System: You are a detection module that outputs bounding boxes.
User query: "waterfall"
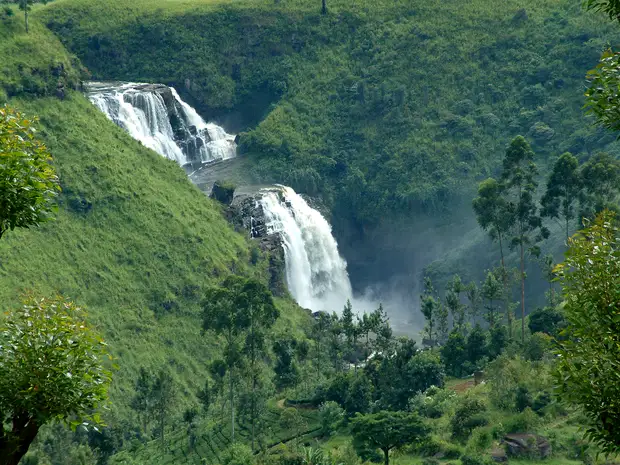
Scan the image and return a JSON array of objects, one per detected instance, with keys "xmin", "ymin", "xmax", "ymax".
[
  {"xmin": 259, "ymin": 185, "xmax": 353, "ymax": 312},
  {"xmin": 85, "ymin": 82, "xmax": 236, "ymax": 165}
]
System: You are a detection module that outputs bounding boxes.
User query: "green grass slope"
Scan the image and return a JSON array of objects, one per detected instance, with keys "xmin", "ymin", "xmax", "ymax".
[
  {"xmin": 36, "ymin": 0, "xmax": 620, "ymax": 289},
  {"xmin": 0, "ymin": 11, "xmax": 308, "ymax": 423}
]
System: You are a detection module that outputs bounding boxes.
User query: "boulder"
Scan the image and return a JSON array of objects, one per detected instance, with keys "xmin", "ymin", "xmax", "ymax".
[
  {"xmin": 210, "ymin": 180, "xmax": 236, "ymax": 205},
  {"xmin": 502, "ymin": 434, "xmax": 551, "ymax": 459}
]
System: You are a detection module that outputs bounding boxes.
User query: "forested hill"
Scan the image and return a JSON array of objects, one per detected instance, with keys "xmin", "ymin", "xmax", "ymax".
[{"xmin": 37, "ymin": 0, "xmax": 620, "ymax": 289}]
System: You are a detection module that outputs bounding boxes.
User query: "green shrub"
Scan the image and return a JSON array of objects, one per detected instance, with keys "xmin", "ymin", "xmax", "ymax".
[
  {"xmin": 504, "ymin": 407, "xmax": 540, "ymax": 433},
  {"xmin": 451, "ymin": 398, "xmax": 488, "ymax": 440},
  {"xmin": 409, "ymin": 386, "xmax": 457, "ymax": 419},
  {"xmin": 531, "ymin": 391, "xmax": 552, "ymax": 415},
  {"xmin": 319, "ymin": 401, "xmax": 345, "ymax": 437},
  {"xmin": 514, "ymin": 384, "xmax": 532, "ymax": 412},
  {"xmin": 221, "ymin": 443, "xmax": 254, "ymax": 465},
  {"xmin": 466, "ymin": 427, "xmax": 493, "ymax": 454},
  {"xmin": 525, "ymin": 333, "xmax": 550, "ymax": 361}
]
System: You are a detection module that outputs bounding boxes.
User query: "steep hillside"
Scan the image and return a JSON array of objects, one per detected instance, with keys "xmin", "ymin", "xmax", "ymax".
[
  {"xmin": 36, "ymin": 0, "xmax": 620, "ymax": 291},
  {"xmin": 0, "ymin": 9, "xmax": 308, "ymax": 424}
]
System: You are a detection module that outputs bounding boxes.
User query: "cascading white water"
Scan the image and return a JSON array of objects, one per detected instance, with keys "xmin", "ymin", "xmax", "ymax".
[
  {"xmin": 86, "ymin": 82, "xmax": 236, "ymax": 165},
  {"xmin": 87, "ymin": 84, "xmax": 358, "ymax": 314},
  {"xmin": 89, "ymin": 87, "xmax": 187, "ymax": 164},
  {"xmin": 259, "ymin": 185, "xmax": 353, "ymax": 312}
]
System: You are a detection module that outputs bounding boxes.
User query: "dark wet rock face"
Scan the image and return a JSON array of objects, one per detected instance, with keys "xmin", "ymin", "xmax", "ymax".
[
  {"xmin": 227, "ymin": 192, "xmax": 287, "ymax": 296},
  {"xmin": 503, "ymin": 434, "xmax": 551, "ymax": 459},
  {"xmin": 210, "ymin": 180, "xmax": 235, "ymax": 205}
]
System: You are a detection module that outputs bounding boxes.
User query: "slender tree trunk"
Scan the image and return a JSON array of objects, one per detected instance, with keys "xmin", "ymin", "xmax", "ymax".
[
  {"xmin": 498, "ymin": 231, "xmax": 511, "ymax": 337},
  {"xmin": 383, "ymin": 447, "xmax": 390, "ymax": 465},
  {"xmin": 250, "ymin": 309, "xmax": 256, "ymax": 452},
  {"xmin": 321, "ymin": 0, "xmax": 327, "ymax": 14},
  {"xmin": 230, "ymin": 367, "xmax": 235, "ymax": 443},
  {"xmin": 520, "ymin": 241, "xmax": 525, "ymax": 345},
  {"xmin": 24, "ymin": 9, "xmax": 29, "ymax": 34}
]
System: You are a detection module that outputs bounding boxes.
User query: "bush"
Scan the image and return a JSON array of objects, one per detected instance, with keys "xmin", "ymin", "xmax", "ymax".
[
  {"xmin": 466, "ymin": 427, "xmax": 493, "ymax": 454},
  {"xmin": 451, "ymin": 398, "xmax": 488, "ymax": 440},
  {"xmin": 532, "ymin": 391, "xmax": 552, "ymax": 415},
  {"xmin": 504, "ymin": 408, "xmax": 539, "ymax": 433},
  {"xmin": 222, "ymin": 443, "xmax": 254, "ymax": 465},
  {"xmin": 525, "ymin": 333, "xmax": 550, "ymax": 361},
  {"xmin": 409, "ymin": 386, "xmax": 457, "ymax": 419},
  {"xmin": 514, "ymin": 384, "xmax": 532, "ymax": 412}
]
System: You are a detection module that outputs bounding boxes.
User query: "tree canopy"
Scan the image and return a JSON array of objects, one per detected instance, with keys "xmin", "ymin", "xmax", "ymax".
[
  {"xmin": 0, "ymin": 295, "xmax": 112, "ymax": 465},
  {"xmin": 555, "ymin": 212, "xmax": 620, "ymax": 455},
  {"xmin": 0, "ymin": 105, "xmax": 60, "ymax": 240},
  {"xmin": 351, "ymin": 410, "xmax": 429, "ymax": 465}
]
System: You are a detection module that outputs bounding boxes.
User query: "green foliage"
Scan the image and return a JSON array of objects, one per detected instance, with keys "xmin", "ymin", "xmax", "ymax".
[
  {"xmin": 460, "ymin": 454, "xmax": 494, "ymax": 465},
  {"xmin": 36, "ymin": 0, "xmax": 620, "ymax": 240},
  {"xmin": 555, "ymin": 212, "xmax": 620, "ymax": 454},
  {"xmin": 481, "ymin": 270, "xmax": 503, "ymax": 327},
  {"xmin": 527, "ymin": 306, "xmax": 566, "ymax": 338},
  {"xmin": 0, "ymin": 295, "xmax": 111, "ymax": 464},
  {"xmin": 579, "ymin": 152, "xmax": 620, "ymax": 219},
  {"xmin": 501, "ymin": 135, "xmax": 547, "ymax": 342},
  {"xmin": 585, "ymin": 0, "xmax": 620, "ymax": 22},
  {"xmin": 541, "ymin": 152, "xmax": 581, "ymax": 240},
  {"xmin": 503, "ymin": 407, "xmax": 539, "ymax": 433},
  {"xmin": 344, "ymin": 375, "xmax": 372, "ymax": 416},
  {"xmin": 408, "ymin": 386, "xmax": 457, "ymax": 419},
  {"xmin": 273, "ymin": 336, "xmax": 300, "ymax": 390},
  {"xmin": 450, "ymin": 398, "xmax": 488, "ymax": 441},
  {"xmin": 351, "ymin": 411, "xmax": 429, "ymax": 465},
  {"xmin": 524, "ymin": 332, "xmax": 550, "ymax": 361},
  {"xmin": 466, "ymin": 325, "xmax": 488, "ymax": 371},
  {"xmin": 441, "ymin": 330, "xmax": 467, "ymax": 378},
  {"xmin": 318, "ymin": 401, "xmax": 344, "ymax": 437},
  {"xmin": 488, "ymin": 326, "xmax": 507, "ymax": 359},
  {"xmin": 465, "ymin": 427, "xmax": 493, "ymax": 455},
  {"xmin": 221, "ymin": 443, "xmax": 254, "ymax": 465},
  {"xmin": 0, "ymin": 105, "xmax": 60, "ymax": 240},
  {"xmin": 370, "ymin": 346, "xmax": 445, "ymax": 411},
  {"xmin": 485, "ymin": 355, "xmax": 552, "ymax": 412},
  {"xmin": 473, "ymin": 178, "xmax": 513, "ymax": 264}
]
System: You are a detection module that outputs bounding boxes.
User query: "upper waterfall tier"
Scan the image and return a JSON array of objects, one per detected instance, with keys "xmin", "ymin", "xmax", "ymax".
[
  {"xmin": 257, "ymin": 185, "xmax": 354, "ymax": 312},
  {"xmin": 85, "ymin": 82, "xmax": 236, "ymax": 165}
]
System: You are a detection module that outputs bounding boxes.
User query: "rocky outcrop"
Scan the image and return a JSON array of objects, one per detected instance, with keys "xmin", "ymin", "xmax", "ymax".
[
  {"xmin": 502, "ymin": 434, "xmax": 551, "ymax": 459},
  {"xmin": 228, "ymin": 192, "xmax": 287, "ymax": 296},
  {"xmin": 210, "ymin": 180, "xmax": 236, "ymax": 205}
]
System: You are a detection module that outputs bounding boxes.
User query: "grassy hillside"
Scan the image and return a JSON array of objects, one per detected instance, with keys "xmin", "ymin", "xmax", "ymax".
[
  {"xmin": 0, "ymin": 9, "xmax": 309, "ymax": 425},
  {"xmin": 36, "ymin": 0, "xmax": 620, "ymax": 290}
]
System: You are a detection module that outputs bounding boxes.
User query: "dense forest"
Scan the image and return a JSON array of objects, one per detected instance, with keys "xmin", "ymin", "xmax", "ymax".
[{"xmin": 1, "ymin": 0, "xmax": 620, "ymax": 464}]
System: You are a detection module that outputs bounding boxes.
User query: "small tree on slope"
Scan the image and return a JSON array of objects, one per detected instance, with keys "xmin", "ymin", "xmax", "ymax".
[
  {"xmin": 0, "ymin": 296, "xmax": 112, "ymax": 465},
  {"xmin": 0, "ymin": 105, "xmax": 60, "ymax": 240},
  {"xmin": 351, "ymin": 411, "xmax": 429, "ymax": 465}
]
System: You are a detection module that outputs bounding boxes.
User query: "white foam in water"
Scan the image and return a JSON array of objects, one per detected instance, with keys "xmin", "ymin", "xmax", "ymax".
[
  {"xmin": 86, "ymin": 82, "xmax": 236, "ymax": 165},
  {"xmin": 259, "ymin": 185, "xmax": 354, "ymax": 312}
]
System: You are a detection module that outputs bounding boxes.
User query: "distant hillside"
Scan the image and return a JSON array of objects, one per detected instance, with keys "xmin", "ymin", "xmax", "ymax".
[
  {"xmin": 0, "ymin": 10, "xmax": 308, "ymax": 425},
  {"xmin": 37, "ymin": 0, "xmax": 620, "ymax": 292}
]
